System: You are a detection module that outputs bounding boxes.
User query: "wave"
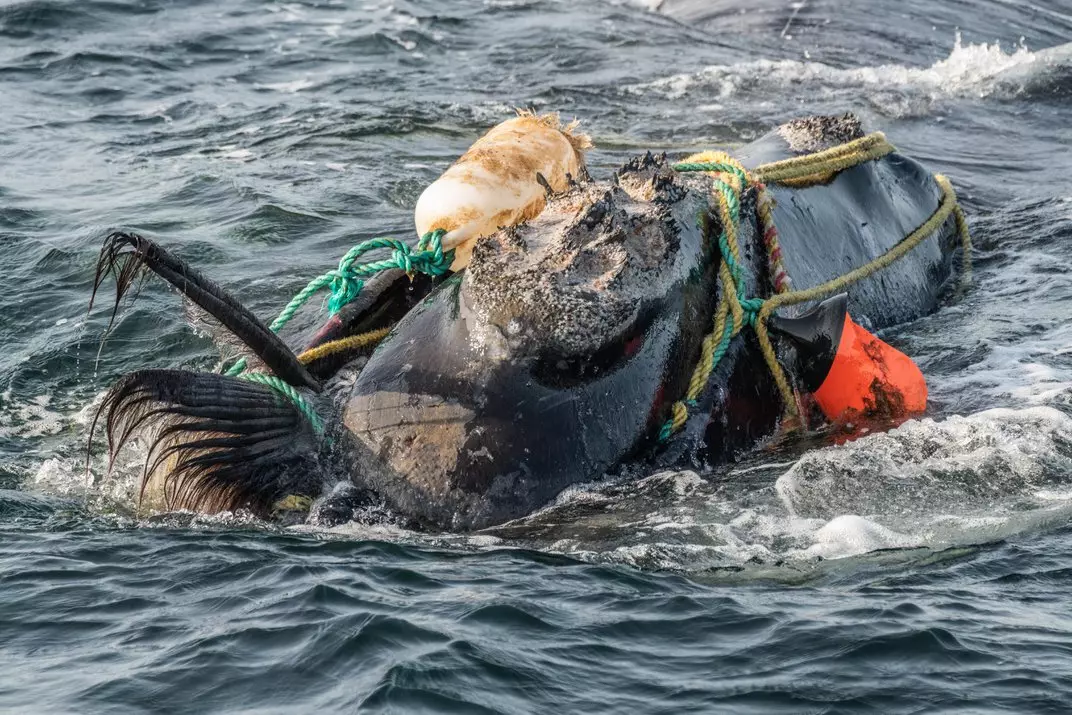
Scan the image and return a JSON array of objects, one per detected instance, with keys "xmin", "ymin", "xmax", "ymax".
[
  {"xmin": 624, "ymin": 35, "xmax": 1072, "ymax": 111},
  {"xmin": 32, "ymin": 381, "xmax": 1072, "ymax": 574},
  {"xmin": 776, "ymin": 407, "xmax": 1072, "ymax": 557},
  {"xmin": 487, "ymin": 406, "xmax": 1072, "ymax": 573}
]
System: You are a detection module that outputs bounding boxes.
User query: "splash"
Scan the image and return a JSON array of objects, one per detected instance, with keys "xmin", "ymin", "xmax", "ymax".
[
  {"xmin": 488, "ymin": 407, "xmax": 1072, "ymax": 573},
  {"xmin": 31, "ymin": 392, "xmax": 1072, "ymax": 574},
  {"xmin": 625, "ymin": 35, "xmax": 1070, "ymax": 110},
  {"xmin": 777, "ymin": 407, "xmax": 1072, "ymax": 520},
  {"xmin": 0, "ymin": 393, "xmax": 68, "ymax": 439}
]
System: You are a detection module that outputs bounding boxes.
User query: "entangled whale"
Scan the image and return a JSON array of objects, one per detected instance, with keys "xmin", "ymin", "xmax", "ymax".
[{"xmin": 88, "ymin": 113, "xmax": 968, "ymax": 530}]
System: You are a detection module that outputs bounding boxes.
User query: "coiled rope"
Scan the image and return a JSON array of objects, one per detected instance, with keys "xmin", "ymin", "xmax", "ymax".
[
  {"xmin": 224, "ymin": 229, "xmax": 453, "ymax": 431},
  {"xmin": 270, "ymin": 228, "xmax": 452, "ymax": 332},
  {"xmin": 658, "ymin": 132, "xmax": 972, "ymax": 441}
]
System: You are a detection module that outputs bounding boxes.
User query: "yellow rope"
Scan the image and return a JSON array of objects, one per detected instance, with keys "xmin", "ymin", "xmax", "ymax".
[
  {"xmin": 663, "ymin": 152, "xmax": 755, "ymax": 436},
  {"xmin": 752, "ymin": 132, "xmax": 896, "ymax": 184},
  {"xmin": 661, "ymin": 132, "xmax": 971, "ymax": 439},
  {"xmin": 753, "ymin": 174, "xmax": 969, "ymax": 417},
  {"xmin": 689, "ymin": 303, "xmax": 729, "ymax": 397},
  {"xmin": 954, "ymin": 204, "xmax": 972, "ymax": 283},
  {"xmin": 296, "ymin": 326, "xmax": 391, "ymax": 365}
]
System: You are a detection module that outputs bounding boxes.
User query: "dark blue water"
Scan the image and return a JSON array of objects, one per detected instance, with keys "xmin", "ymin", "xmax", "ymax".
[{"xmin": 2, "ymin": 0, "xmax": 1071, "ymax": 711}]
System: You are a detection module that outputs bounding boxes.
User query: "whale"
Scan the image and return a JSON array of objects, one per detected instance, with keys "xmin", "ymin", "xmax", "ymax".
[{"xmin": 89, "ymin": 114, "xmax": 961, "ymax": 530}]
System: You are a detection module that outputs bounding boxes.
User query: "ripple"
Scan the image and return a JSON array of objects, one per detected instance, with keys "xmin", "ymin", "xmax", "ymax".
[
  {"xmin": 459, "ymin": 603, "xmax": 560, "ymax": 634},
  {"xmin": 0, "ymin": 1, "xmax": 100, "ymax": 38}
]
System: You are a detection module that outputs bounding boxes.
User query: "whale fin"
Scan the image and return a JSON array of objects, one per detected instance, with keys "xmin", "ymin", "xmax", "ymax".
[
  {"xmin": 183, "ymin": 300, "xmax": 266, "ymax": 373},
  {"xmin": 766, "ymin": 293, "xmax": 848, "ymax": 392},
  {"xmin": 90, "ymin": 231, "xmax": 321, "ymax": 393},
  {"xmin": 90, "ymin": 369, "xmax": 322, "ymax": 515},
  {"xmin": 768, "ymin": 294, "xmax": 927, "ymax": 422}
]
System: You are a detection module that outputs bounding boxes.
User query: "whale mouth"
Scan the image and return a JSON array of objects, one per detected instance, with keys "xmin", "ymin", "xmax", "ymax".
[{"xmin": 528, "ymin": 306, "xmax": 658, "ymax": 389}]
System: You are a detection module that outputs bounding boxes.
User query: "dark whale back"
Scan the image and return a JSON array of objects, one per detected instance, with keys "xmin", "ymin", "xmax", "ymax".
[
  {"xmin": 734, "ymin": 129, "xmax": 958, "ymax": 327},
  {"xmin": 672, "ymin": 122, "xmax": 960, "ymax": 463}
]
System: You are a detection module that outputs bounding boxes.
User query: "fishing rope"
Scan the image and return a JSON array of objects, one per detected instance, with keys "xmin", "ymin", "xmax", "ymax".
[
  {"xmin": 296, "ymin": 326, "xmax": 392, "ymax": 365},
  {"xmin": 658, "ymin": 132, "xmax": 972, "ymax": 441},
  {"xmin": 272, "ymin": 228, "xmax": 452, "ymax": 331},
  {"xmin": 238, "ymin": 372, "xmax": 326, "ymax": 436},
  {"xmin": 216, "ymin": 131, "xmax": 969, "ymax": 444},
  {"xmin": 235, "ymin": 327, "xmax": 395, "ymax": 440},
  {"xmin": 224, "ymin": 229, "xmax": 453, "ymax": 427}
]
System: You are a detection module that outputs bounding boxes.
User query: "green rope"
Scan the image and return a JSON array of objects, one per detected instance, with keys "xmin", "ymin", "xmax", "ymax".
[
  {"xmin": 238, "ymin": 372, "xmax": 326, "ymax": 436},
  {"xmin": 694, "ymin": 164, "xmax": 761, "ymax": 330},
  {"xmin": 221, "ymin": 228, "xmax": 453, "ymax": 432},
  {"xmin": 224, "ymin": 357, "xmax": 247, "ymax": 377},
  {"xmin": 270, "ymin": 228, "xmax": 453, "ymax": 333},
  {"xmin": 657, "ymin": 160, "xmax": 761, "ymax": 442},
  {"xmin": 675, "ymin": 161, "xmax": 748, "ymax": 189}
]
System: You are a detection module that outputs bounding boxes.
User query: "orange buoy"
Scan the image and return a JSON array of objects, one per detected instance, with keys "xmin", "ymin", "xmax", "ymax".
[
  {"xmin": 812, "ymin": 314, "xmax": 927, "ymax": 422},
  {"xmin": 767, "ymin": 293, "xmax": 927, "ymax": 425}
]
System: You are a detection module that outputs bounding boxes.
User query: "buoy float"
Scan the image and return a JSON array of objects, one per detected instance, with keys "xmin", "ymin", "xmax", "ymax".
[
  {"xmin": 414, "ymin": 111, "xmax": 591, "ymax": 271},
  {"xmin": 812, "ymin": 313, "xmax": 927, "ymax": 422},
  {"xmin": 768, "ymin": 294, "xmax": 927, "ymax": 424}
]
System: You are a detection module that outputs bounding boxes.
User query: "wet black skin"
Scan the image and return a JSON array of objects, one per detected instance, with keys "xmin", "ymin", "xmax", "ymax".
[
  {"xmin": 736, "ymin": 133, "xmax": 957, "ymax": 328},
  {"xmin": 91, "ymin": 122, "xmax": 959, "ymax": 529},
  {"xmin": 338, "ymin": 173, "xmax": 719, "ymax": 530},
  {"xmin": 333, "ymin": 128, "xmax": 959, "ymax": 530},
  {"xmin": 677, "ymin": 130, "xmax": 958, "ymax": 466}
]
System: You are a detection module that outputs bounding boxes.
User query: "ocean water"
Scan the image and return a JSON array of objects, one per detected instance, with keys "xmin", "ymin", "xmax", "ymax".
[{"xmin": 2, "ymin": 0, "xmax": 1071, "ymax": 711}]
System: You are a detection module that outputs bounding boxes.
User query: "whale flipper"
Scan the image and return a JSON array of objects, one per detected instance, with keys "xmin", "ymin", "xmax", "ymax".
[
  {"xmin": 91, "ymin": 369, "xmax": 321, "ymax": 515},
  {"xmin": 91, "ymin": 231, "xmax": 320, "ymax": 392}
]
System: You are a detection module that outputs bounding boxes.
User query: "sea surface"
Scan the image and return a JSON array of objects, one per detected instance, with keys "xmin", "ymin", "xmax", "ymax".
[{"xmin": 2, "ymin": 0, "xmax": 1071, "ymax": 711}]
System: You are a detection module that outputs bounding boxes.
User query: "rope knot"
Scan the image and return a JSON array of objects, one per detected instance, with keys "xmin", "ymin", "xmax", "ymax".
[
  {"xmin": 393, "ymin": 248, "xmax": 414, "ymax": 275},
  {"xmin": 260, "ymin": 229, "xmax": 455, "ymax": 338},
  {"xmin": 327, "ymin": 269, "xmax": 364, "ymax": 315},
  {"xmin": 740, "ymin": 297, "xmax": 765, "ymax": 327}
]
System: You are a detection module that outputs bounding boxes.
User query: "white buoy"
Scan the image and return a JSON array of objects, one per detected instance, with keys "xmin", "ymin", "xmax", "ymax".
[{"xmin": 414, "ymin": 112, "xmax": 591, "ymax": 270}]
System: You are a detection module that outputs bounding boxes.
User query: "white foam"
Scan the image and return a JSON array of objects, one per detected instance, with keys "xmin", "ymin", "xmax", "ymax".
[
  {"xmin": 0, "ymin": 394, "xmax": 68, "ymax": 438},
  {"xmin": 507, "ymin": 407, "xmax": 1072, "ymax": 570},
  {"xmin": 254, "ymin": 78, "xmax": 316, "ymax": 93},
  {"xmin": 221, "ymin": 148, "xmax": 256, "ymax": 161},
  {"xmin": 30, "ymin": 399, "xmax": 1071, "ymax": 573},
  {"xmin": 624, "ymin": 35, "xmax": 1068, "ymax": 107},
  {"xmin": 804, "ymin": 515, "xmax": 914, "ymax": 559},
  {"xmin": 776, "ymin": 407, "xmax": 1072, "ymax": 521},
  {"xmin": 635, "ymin": 469, "xmax": 706, "ymax": 497},
  {"xmin": 32, "ymin": 457, "xmax": 92, "ymax": 496}
]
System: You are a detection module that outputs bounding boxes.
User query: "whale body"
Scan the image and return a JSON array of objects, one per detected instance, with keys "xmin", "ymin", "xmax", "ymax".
[{"xmin": 91, "ymin": 115, "xmax": 960, "ymax": 530}]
